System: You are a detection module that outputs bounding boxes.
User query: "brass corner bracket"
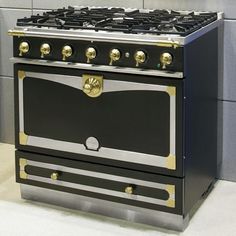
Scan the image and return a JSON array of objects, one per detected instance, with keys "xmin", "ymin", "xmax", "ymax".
[
  {"xmin": 19, "ymin": 132, "xmax": 28, "ymax": 145},
  {"xmin": 166, "ymin": 86, "xmax": 176, "ymax": 96},
  {"xmin": 18, "ymin": 71, "xmax": 26, "ymax": 80},
  {"xmin": 166, "ymin": 184, "xmax": 175, "ymax": 196},
  {"xmin": 166, "ymin": 185, "xmax": 175, "ymax": 208},
  {"xmin": 166, "ymin": 199, "xmax": 176, "ymax": 208},
  {"xmin": 166, "ymin": 154, "xmax": 176, "ymax": 170},
  {"xmin": 19, "ymin": 158, "xmax": 28, "ymax": 179}
]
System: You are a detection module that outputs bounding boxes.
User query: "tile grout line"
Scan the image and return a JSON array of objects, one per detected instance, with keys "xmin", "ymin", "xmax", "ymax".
[
  {"xmin": 0, "ymin": 7, "xmax": 31, "ymax": 10},
  {"xmin": 224, "ymin": 18, "xmax": 236, "ymax": 20},
  {"xmin": 218, "ymin": 99, "xmax": 236, "ymax": 103}
]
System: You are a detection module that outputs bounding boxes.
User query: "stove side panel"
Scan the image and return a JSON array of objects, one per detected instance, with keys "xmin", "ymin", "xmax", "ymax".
[{"xmin": 184, "ymin": 28, "xmax": 219, "ymax": 215}]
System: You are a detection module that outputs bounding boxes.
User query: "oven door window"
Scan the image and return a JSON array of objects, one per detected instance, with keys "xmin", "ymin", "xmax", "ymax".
[{"xmin": 18, "ymin": 70, "xmax": 177, "ymax": 171}]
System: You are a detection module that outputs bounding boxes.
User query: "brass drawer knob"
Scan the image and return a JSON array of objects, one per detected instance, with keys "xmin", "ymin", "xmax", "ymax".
[
  {"xmin": 51, "ymin": 172, "xmax": 59, "ymax": 180},
  {"xmin": 125, "ymin": 186, "xmax": 133, "ymax": 195}
]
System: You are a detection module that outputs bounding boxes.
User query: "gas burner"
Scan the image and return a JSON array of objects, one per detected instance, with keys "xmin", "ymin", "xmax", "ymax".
[{"xmin": 17, "ymin": 6, "xmax": 217, "ymax": 36}]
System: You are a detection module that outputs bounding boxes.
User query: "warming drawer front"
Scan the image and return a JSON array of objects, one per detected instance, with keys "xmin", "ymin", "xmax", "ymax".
[
  {"xmin": 16, "ymin": 151, "xmax": 183, "ymax": 215},
  {"xmin": 15, "ymin": 64, "xmax": 184, "ymax": 176}
]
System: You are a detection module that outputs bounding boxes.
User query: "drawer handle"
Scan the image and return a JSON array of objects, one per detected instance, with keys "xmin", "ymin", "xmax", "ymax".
[
  {"xmin": 51, "ymin": 172, "xmax": 59, "ymax": 181},
  {"xmin": 125, "ymin": 186, "xmax": 134, "ymax": 195}
]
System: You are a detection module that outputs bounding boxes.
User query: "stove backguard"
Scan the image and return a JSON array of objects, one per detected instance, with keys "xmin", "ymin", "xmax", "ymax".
[{"xmin": 14, "ymin": 64, "xmax": 184, "ymax": 177}]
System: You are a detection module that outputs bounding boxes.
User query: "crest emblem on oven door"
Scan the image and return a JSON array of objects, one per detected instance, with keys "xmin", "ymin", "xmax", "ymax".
[
  {"xmin": 82, "ymin": 74, "xmax": 103, "ymax": 98},
  {"xmin": 85, "ymin": 137, "xmax": 100, "ymax": 151}
]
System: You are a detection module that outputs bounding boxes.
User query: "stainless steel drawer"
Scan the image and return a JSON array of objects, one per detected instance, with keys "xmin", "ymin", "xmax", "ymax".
[{"xmin": 16, "ymin": 150, "xmax": 184, "ymax": 215}]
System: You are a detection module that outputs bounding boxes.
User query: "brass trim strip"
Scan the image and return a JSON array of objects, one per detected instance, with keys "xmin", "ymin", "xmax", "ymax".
[
  {"xmin": 156, "ymin": 41, "xmax": 180, "ymax": 49},
  {"xmin": 8, "ymin": 30, "xmax": 25, "ymax": 37}
]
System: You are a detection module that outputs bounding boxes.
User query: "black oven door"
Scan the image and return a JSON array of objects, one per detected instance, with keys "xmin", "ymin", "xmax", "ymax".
[{"xmin": 14, "ymin": 64, "xmax": 184, "ymax": 177}]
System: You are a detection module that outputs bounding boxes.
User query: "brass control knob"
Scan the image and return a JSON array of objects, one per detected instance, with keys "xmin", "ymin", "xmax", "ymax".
[
  {"xmin": 125, "ymin": 186, "xmax": 134, "ymax": 195},
  {"xmin": 62, "ymin": 45, "xmax": 73, "ymax": 61},
  {"xmin": 19, "ymin": 42, "xmax": 29, "ymax": 56},
  {"xmin": 134, "ymin": 50, "xmax": 146, "ymax": 67},
  {"xmin": 83, "ymin": 76, "xmax": 103, "ymax": 98},
  {"xmin": 86, "ymin": 47, "xmax": 97, "ymax": 63},
  {"xmin": 51, "ymin": 172, "xmax": 59, "ymax": 181},
  {"xmin": 40, "ymin": 43, "xmax": 51, "ymax": 58},
  {"xmin": 109, "ymin": 49, "xmax": 121, "ymax": 65},
  {"xmin": 160, "ymin": 52, "xmax": 173, "ymax": 69}
]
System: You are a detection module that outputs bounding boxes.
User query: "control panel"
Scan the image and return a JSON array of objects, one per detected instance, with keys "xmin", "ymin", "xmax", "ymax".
[{"xmin": 15, "ymin": 37, "xmax": 183, "ymax": 72}]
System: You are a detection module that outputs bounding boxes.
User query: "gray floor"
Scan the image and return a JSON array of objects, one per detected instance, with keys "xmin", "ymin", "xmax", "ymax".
[{"xmin": 0, "ymin": 143, "xmax": 236, "ymax": 236}]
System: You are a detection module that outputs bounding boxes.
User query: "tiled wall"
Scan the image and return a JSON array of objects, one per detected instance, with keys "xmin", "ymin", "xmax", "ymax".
[{"xmin": 0, "ymin": 1, "xmax": 235, "ymax": 181}]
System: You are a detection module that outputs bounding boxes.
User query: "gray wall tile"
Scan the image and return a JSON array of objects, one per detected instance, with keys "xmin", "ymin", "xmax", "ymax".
[
  {"xmin": 0, "ymin": 76, "xmax": 14, "ymax": 144},
  {"xmin": 0, "ymin": 9, "xmax": 32, "ymax": 77},
  {"xmin": 223, "ymin": 20, "xmax": 236, "ymax": 101},
  {"xmin": 144, "ymin": 0, "xmax": 236, "ymax": 19},
  {"xmin": 219, "ymin": 101, "xmax": 236, "ymax": 182},
  {"xmin": 0, "ymin": 0, "xmax": 31, "ymax": 8},
  {"xmin": 33, "ymin": 0, "xmax": 143, "ymax": 9}
]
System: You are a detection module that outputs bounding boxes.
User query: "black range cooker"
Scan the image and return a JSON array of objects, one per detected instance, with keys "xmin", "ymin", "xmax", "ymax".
[{"xmin": 9, "ymin": 7, "xmax": 223, "ymax": 231}]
